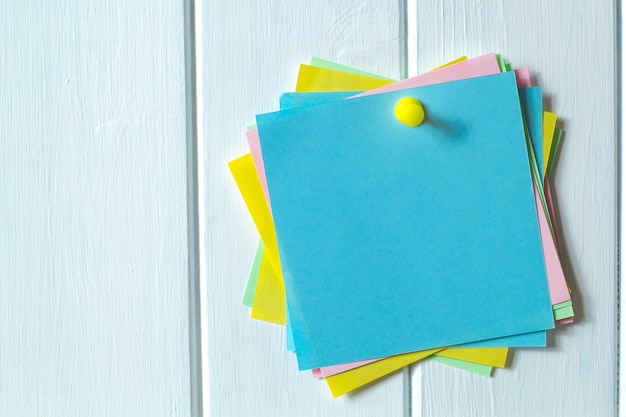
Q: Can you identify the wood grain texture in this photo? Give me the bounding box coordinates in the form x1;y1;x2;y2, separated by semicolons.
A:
202;1;404;415
0;2;191;416
411;1;617;416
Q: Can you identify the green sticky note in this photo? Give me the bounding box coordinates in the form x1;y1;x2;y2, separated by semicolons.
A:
430;355;493;376
310;57;395;81
554;304;575;321
553;300;574;320
496;53;506;72
242;240;264;307
553;300;572;310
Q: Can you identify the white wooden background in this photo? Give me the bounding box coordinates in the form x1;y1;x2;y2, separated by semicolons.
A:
0;1;194;416
1;0;618;416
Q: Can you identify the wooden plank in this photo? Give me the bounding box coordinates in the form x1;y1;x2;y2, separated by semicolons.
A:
201;1;405;415
0;1;192;415
410;1;617;416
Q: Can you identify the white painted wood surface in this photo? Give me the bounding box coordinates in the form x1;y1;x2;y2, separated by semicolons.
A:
0;2;192;416
410;1;618;416
2;1;619;416
201;1;405;415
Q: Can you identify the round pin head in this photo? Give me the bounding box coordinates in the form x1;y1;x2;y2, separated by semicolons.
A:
395;97;425;127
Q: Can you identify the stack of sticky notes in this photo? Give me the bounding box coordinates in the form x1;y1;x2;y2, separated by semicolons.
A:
229;53;573;397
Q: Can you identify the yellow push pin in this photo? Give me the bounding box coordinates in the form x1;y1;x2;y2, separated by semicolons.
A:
395;97;425;127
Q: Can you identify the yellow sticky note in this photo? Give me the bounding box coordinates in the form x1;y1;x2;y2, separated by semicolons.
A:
325;348;442;397
431;56;467;70
228;154;282;272
250;249;286;324
295;65;393;92
543;111;558;175
435;347;508;368
229;153;289;324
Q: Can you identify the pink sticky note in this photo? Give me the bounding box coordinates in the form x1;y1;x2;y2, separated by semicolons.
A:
246;129;272;215
544;181;561;254
514;67;532;88
534;181;570;305
314;358;380;378
352;53;501;98
544;180;573;326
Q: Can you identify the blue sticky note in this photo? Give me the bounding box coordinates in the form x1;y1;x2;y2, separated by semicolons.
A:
463;330;546;348
279;90;548;353
280;91;360;109
518;87;543;180
281;91;361;353
259;72;554;370
286;309;295;351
